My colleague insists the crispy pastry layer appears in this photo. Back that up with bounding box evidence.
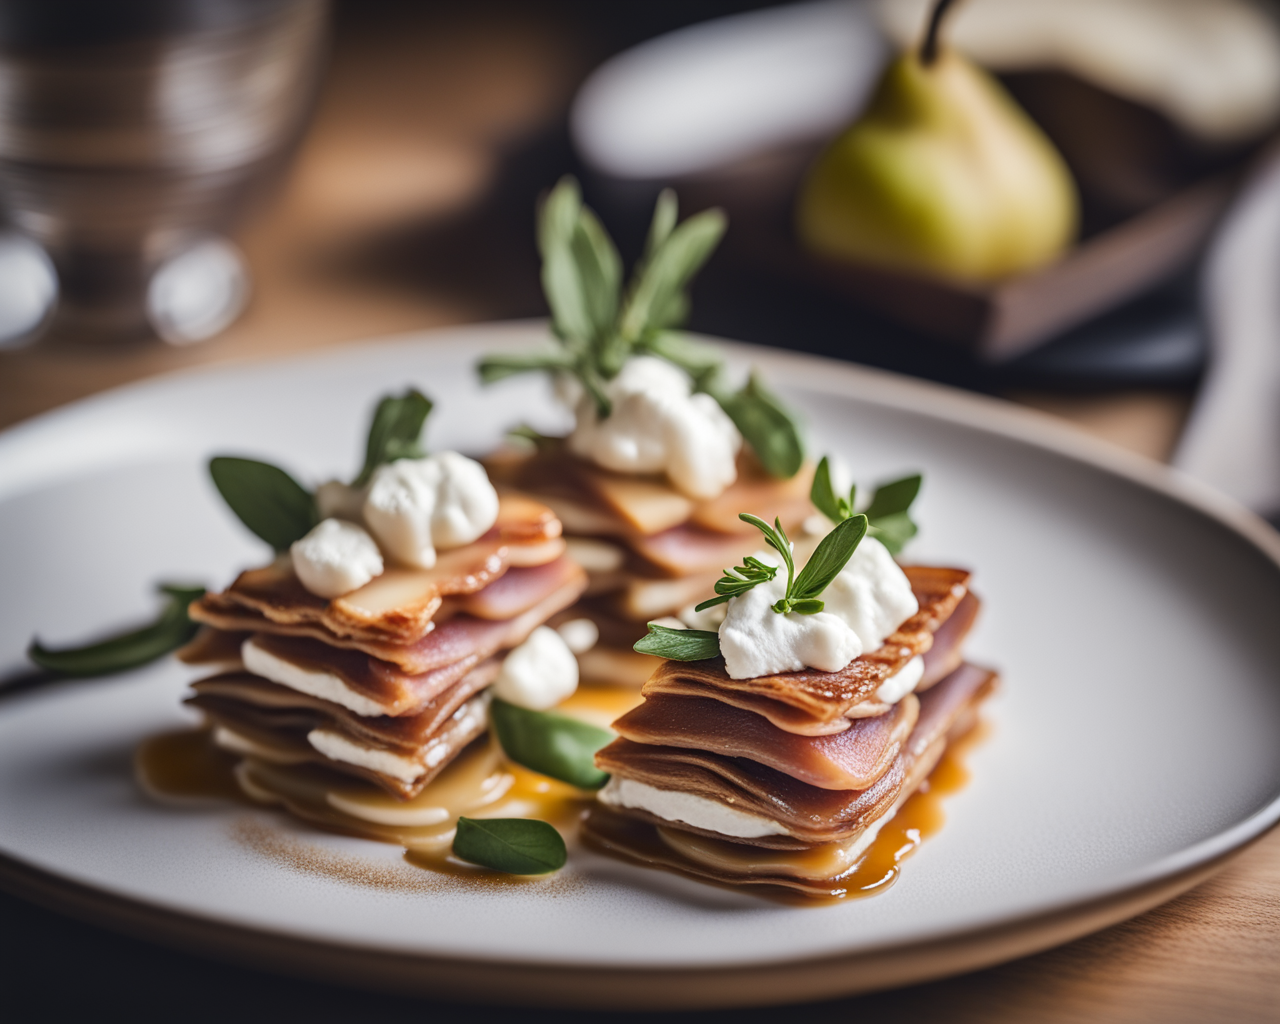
[594,663,997,849]
[189,567,586,676]
[487,445,814,540]
[197,684,492,799]
[190,495,565,645]
[612,693,918,791]
[189,660,500,754]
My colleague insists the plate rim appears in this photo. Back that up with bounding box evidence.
[3,319,1280,1006]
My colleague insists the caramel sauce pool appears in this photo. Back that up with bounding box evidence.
[135,728,246,802]
[835,721,989,900]
[133,686,989,902]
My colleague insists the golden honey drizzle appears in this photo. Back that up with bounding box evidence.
[133,685,989,903]
[135,728,249,803]
[832,718,989,900]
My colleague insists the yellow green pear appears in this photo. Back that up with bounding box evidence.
[796,2,1078,283]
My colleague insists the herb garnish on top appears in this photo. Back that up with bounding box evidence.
[477,177,804,479]
[810,456,922,556]
[634,510,869,662]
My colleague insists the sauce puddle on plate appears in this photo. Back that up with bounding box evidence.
[135,728,248,803]
[133,689,987,902]
[838,719,989,899]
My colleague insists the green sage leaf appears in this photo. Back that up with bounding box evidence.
[793,513,868,601]
[353,388,433,486]
[538,178,597,346]
[633,623,722,662]
[619,207,726,342]
[574,205,623,344]
[810,456,848,523]
[642,188,678,264]
[452,817,566,875]
[717,373,804,479]
[28,584,205,677]
[788,512,870,599]
[477,350,577,385]
[209,457,317,551]
[864,474,922,521]
[489,698,613,790]
[869,510,918,556]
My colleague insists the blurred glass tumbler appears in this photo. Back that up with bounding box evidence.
[0,0,328,346]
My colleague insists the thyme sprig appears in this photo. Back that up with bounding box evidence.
[695,511,871,616]
[694,553,779,611]
[478,177,804,479]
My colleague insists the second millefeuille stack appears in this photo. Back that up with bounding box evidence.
[486,441,814,687]
[582,564,992,898]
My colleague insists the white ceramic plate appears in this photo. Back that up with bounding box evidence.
[3,322,1280,1010]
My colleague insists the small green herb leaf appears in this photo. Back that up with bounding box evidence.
[696,553,778,610]
[538,177,597,347]
[28,584,206,677]
[633,623,722,661]
[642,188,679,264]
[716,373,804,479]
[619,207,726,342]
[488,698,613,790]
[209,457,317,551]
[452,817,566,875]
[864,474,922,522]
[481,179,803,476]
[353,388,433,487]
[793,513,868,601]
[575,205,624,349]
[810,456,842,523]
[733,510,865,615]
[810,458,921,555]
[811,456,856,523]
[868,510,918,556]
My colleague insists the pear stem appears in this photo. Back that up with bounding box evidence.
[920,0,959,66]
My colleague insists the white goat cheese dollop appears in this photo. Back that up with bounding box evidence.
[491,625,580,710]
[562,356,742,500]
[362,452,499,569]
[716,536,919,680]
[719,573,862,679]
[821,536,919,650]
[290,518,384,599]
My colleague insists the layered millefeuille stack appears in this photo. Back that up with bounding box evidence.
[478,180,813,689]
[181,485,586,848]
[486,444,813,687]
[582,560,993,898]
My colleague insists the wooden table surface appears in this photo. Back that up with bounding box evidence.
[1,4,1276,1020]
